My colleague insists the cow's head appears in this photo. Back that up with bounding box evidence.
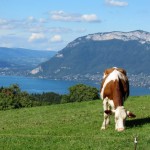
[105,106,136,131]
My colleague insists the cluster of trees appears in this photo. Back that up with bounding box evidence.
[0,84,99,110]
[0,84,37,110]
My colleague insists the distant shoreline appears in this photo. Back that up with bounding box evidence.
[0,75,150,96]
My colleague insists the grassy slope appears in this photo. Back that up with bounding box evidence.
[0,96,149,150]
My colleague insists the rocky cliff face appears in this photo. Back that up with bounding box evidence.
[67,30,150,48]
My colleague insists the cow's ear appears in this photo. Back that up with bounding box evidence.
[104,110,112,115]
[127,111,136,118]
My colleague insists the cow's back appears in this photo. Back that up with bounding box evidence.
[100,68,129,107]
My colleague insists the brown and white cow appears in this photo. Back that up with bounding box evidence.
[100,67,136,132]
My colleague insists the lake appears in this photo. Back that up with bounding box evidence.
[0,76,150,96]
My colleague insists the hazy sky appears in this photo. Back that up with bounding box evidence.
[0,0,150,51]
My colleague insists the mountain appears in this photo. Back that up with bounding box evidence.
[31,30,150,80]
[0,47,56,75]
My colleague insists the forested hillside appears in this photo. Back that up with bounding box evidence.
[32,30,150,80]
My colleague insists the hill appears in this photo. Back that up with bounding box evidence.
[31,30,150,80]
[0,96,149,149]
[0,47,56,75]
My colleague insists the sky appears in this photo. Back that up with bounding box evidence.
[0,0,150,51]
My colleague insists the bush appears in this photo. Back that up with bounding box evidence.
[0,84,35,110]
[61,94,70,103]
[61,84,99,103]
[0,84,62,110]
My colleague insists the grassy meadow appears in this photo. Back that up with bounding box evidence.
[0,96,149,150]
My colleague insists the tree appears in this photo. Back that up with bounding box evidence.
[0,84,40,110]
[61,84,99,103]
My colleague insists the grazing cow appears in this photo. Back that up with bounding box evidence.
[100,67,136,131]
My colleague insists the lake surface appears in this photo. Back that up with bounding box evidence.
[0,76,150,96]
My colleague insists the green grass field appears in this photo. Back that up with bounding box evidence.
[0,96,149,150]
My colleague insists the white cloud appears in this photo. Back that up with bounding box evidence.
[0,19,8,25]
[50,11,100,22]
[39,18,47,23]
[28,33,46,42]
[27,16,37,22]
[81,14,99,22]
[49,27,72,33]
[105,0,128,7]
[27,16,47,24]
[50,11,73,21]
[50,35,62,42]
[0,19,15,30]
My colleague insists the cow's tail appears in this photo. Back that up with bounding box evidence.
[113,78,123,106]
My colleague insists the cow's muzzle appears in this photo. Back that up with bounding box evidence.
[117,128,125,132]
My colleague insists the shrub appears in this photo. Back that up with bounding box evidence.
[61,84,99,103]
[0,85,62,110]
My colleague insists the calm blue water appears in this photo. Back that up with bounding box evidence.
[0,76,150,96]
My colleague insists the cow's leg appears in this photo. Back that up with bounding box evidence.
[101,98,110,130]
[101,112,110,130]
[115,118,118,130]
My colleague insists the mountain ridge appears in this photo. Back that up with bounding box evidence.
[0,47,56,75]
[67,30,150,49]
[31,30,150,83]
